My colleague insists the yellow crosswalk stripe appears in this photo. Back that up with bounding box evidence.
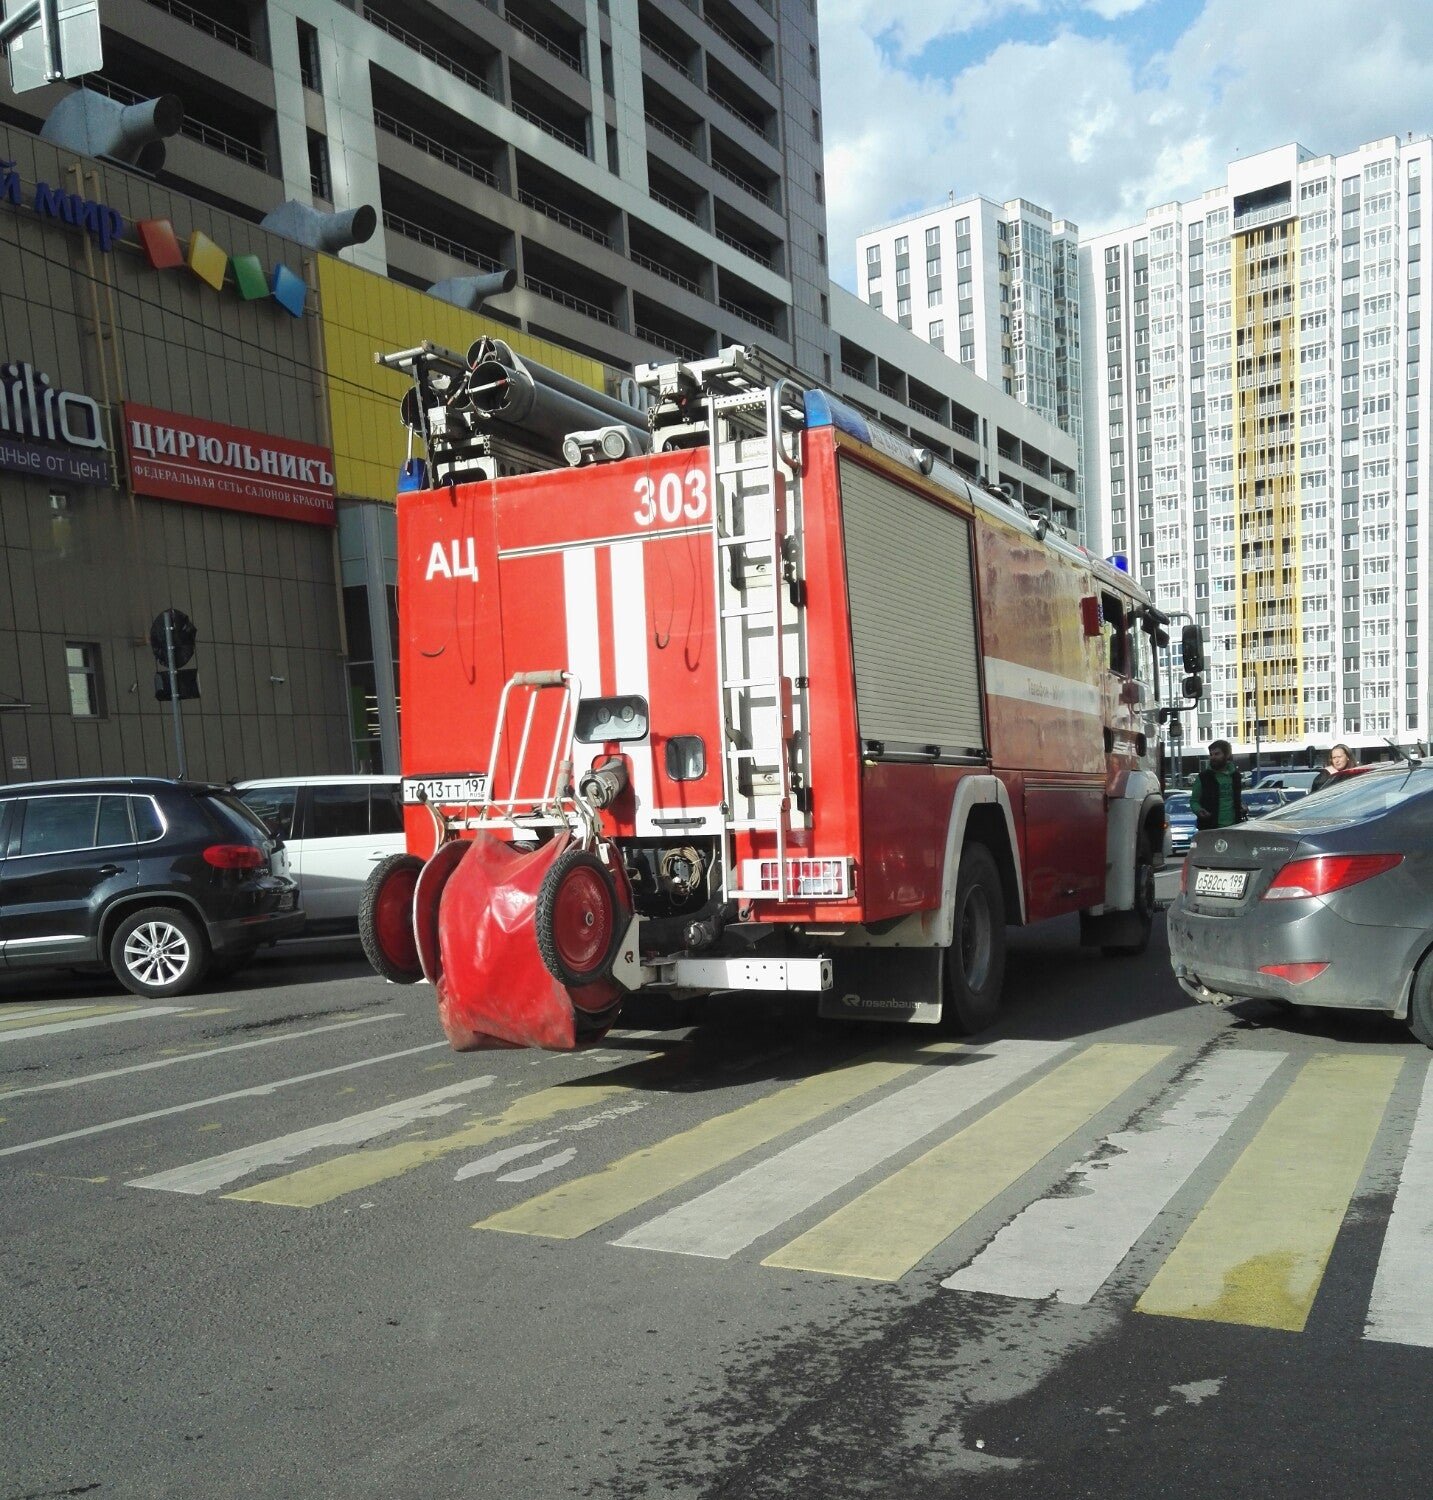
[1136,1052,1402,1331]
[0,1004,135,1032]
[475,1046,961,1240]
[763,1043,1173,1281]
[226,1051,671,1208]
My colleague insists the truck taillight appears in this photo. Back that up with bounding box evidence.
[204,843,266,869]
[1262,852,1402,900]
[744,857,853,899]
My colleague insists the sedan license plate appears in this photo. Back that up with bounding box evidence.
[403,774,488,807]
[1194,868,1248,899]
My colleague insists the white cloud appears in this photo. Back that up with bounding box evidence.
[1083,0,1156,19]
[820,0,1433,287]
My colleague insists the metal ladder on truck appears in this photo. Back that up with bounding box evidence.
[702,358,807,904]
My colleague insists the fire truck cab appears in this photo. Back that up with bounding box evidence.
[360,343,1177,1052]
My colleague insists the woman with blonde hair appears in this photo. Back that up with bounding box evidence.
[1311,743,1356,793]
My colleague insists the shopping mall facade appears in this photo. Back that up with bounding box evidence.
[0,120,618,783]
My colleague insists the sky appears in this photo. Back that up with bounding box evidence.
[818,0,1433,287]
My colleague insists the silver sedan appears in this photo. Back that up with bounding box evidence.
[1166,762,1433,1046]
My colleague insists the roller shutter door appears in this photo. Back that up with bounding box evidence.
[839,457,984,755]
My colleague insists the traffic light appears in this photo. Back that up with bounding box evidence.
[1306,744,1319,770]
[154,669,200,702]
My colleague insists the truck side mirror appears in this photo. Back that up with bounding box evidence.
[1181,623,1205,674]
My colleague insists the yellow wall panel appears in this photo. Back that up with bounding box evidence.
[316,257,615,502]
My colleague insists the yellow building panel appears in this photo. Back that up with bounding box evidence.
[315,257,615,502]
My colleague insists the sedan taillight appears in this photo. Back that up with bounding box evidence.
[1263,852,1403,900]
[204,843,266,870]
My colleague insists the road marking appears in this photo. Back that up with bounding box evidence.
[1136,1052,1403,1331]
[1365,1063,1433,1347]
[614,1039,1068,1259]
[0,1041,449,1159]
[763,1043,1173,1281]
[225,1051,669,1207]
[942,1049,1285,1304]
[129,1076,497,1195]
[476,1046,952,1241]
[0,1005,185,1040]
[0,1013,403,1099]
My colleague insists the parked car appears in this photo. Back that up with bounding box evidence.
[0,777,300,998]
[1167,761,1433,1046]
[1165,791,1196,854]
[234,776,405,931]
[1165,786,1301,856]
[1251,769,1319,792]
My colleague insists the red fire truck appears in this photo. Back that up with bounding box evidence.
[360,343,1188,1052]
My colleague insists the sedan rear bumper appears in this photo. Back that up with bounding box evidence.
[1167,894,1418,1015]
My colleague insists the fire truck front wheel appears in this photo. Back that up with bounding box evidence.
[942,843,1007,1034]
[1102,833,1156,957]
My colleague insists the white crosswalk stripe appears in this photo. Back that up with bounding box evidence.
[614,1039,1068,1259]
[941,1049,1284,1304]
[128,1074,496,1195]
[1364,1062,1433,1348]
[0,1005,187,1042]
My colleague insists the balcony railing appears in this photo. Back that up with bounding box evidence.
[645,113,698,153]
[715,227,772,265]
[841,361,867,380]
[711,158,773,208]
[90,76,268,170]
[706,17,772,78]
[652,189,699,225]
[637,323,706,361]
[517,187,612,248]
[909,396,942,422]
[511,100,587,155]
[524,274,616,326]
[631,249,700,296]
[141,0,256,56]
[640,35,693,79]
[361,4,492,96]
[505,12,584,74]
[719,297,776,335]
[374,111,498,186]
[382,211,507,273]
[707,89,771,143]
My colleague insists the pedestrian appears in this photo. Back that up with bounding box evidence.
[1310,743,1355,794]
[1190,739,1243,830]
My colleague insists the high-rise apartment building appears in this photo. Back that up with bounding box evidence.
[856,195,1086,537]
[0,0,831,379]
[1082,138,1431,760]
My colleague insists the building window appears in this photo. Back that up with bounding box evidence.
[307,130,331,201]
[865,244,881,270]
[955,216,970,237]
[929,319,944,348]
[297,20,322,91]
[66,643,103,719]
[925,226,940,248]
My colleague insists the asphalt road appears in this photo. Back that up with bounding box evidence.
[2,918,1430,1500]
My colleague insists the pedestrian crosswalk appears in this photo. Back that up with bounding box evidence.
[8,1028,1433,1351]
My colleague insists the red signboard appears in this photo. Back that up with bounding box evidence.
[123,403,336,526]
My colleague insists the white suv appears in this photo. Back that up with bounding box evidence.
[234,776,405,932]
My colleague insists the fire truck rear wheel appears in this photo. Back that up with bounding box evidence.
[535,848,624,989]
[359,853,424,984]
[1102,833,1155,957]
[942,843,1007,1034]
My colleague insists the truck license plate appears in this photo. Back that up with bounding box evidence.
[1194,868,1247,899]
[403,774,488,806]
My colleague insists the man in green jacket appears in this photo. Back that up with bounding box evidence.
[1191,739,1244,830]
